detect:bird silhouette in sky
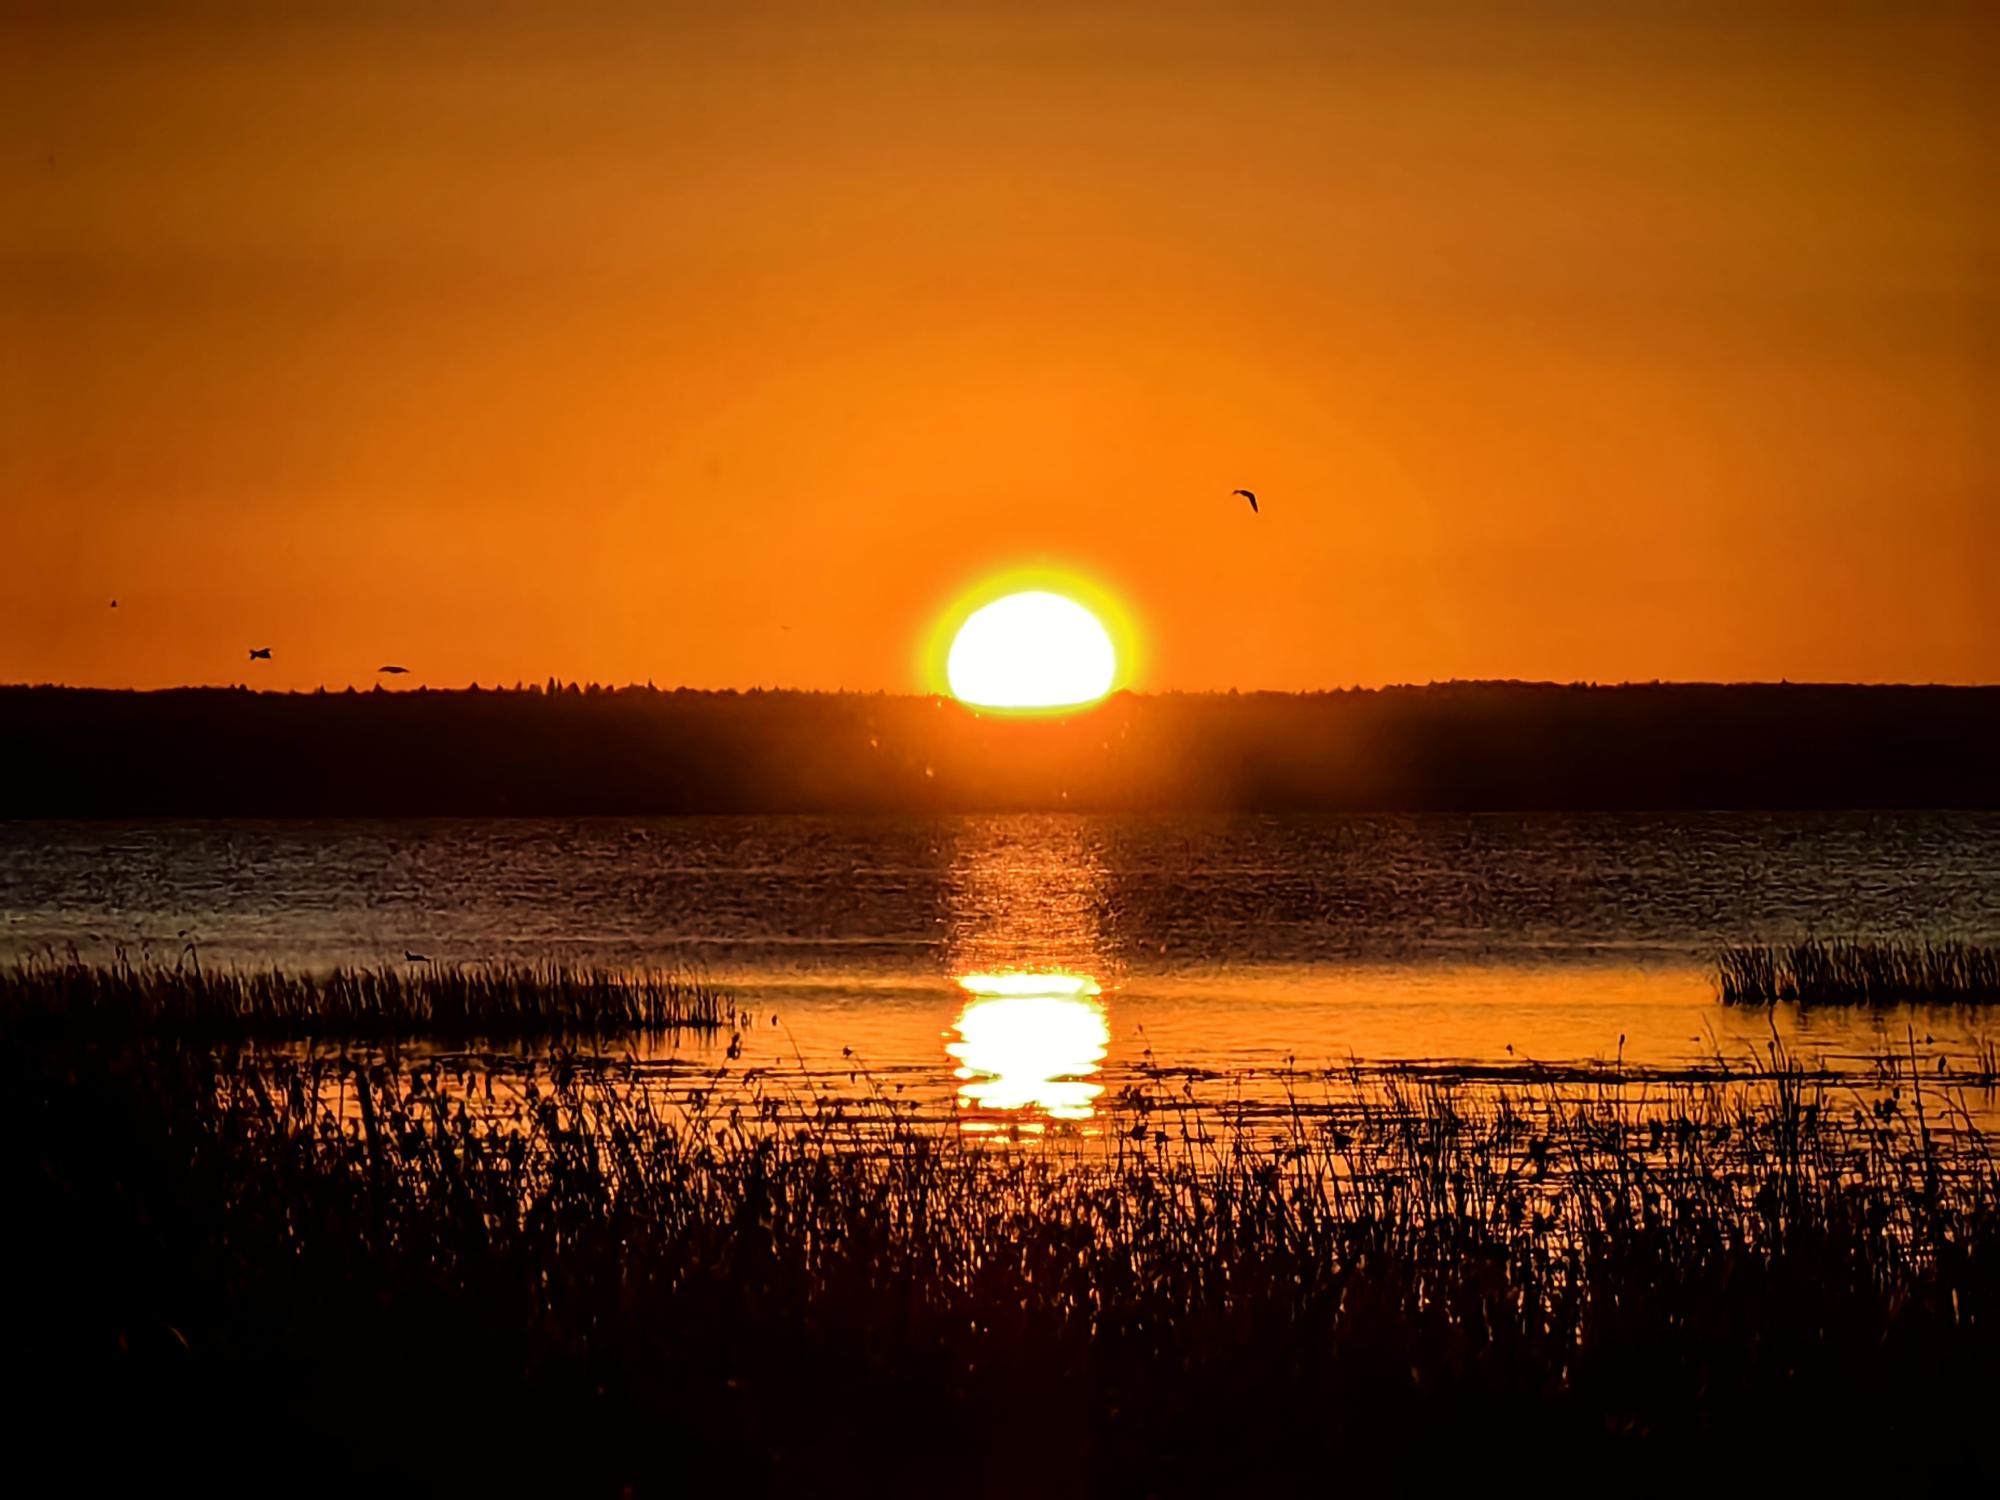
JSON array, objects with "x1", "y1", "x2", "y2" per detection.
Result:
[
  {"x1": 1232, "y1": 488, "x2": 1259, "y2": 513},
  {"x1": 377, "y1": 665, "x2": 410, "y2": 675},
  {"x1": 404, "y1": 950, "x2": 430, "y2": 963},
  {"x1": 109, "y1": 599, "x2": 118, "y2": 608},
  {"x1": 248, "y1": 647, "x2": 272, "y2": 660}
]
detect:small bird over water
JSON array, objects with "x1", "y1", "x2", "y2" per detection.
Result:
[
  {"x1": 109, "y1": 599, "x2": 118, "y2": 609},
  {"x1": 247, "y1": 647, "x2": 272, "y2": 660},
  {"x1": 377, "y1": 665, "x2": 411, "y2": 675},
  {"x1": 405, "y1": 950, "x2": 430, "y2": 963},
  {"x1": 1232, "y1": 488, "x2": 1259, "y2": 513}
]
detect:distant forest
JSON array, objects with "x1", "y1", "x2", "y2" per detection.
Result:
[{"x1": 2, "y1": 683, "x2": 1995, "y2": 817}]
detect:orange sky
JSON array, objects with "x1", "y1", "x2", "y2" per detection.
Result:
[{"x1": 3, "y1": 2, "x2": 1994, "y2": 692}]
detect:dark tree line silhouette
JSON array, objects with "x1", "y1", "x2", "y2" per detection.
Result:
[{"x1": 2, "y1": 681, "x2": 1994, "y2": 816}]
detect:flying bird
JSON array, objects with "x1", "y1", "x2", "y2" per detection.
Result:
[
  {"x1": 404, "y1": 950, "x2": 430, "y2": 963},
  {"x1": 247, "y1": 647, "x2": 272, "y2": 660},
  {"x1": 1232, "y1": 488, "x2": 1259, "y2": 513},
  {"x1": 377, "y1": 665, "x2": 410, "y2": 675},
  {"x1": 109, "y1": 599, "x2": 118, "y2": 608}
]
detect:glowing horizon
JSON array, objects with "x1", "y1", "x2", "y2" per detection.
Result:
[{"x1": 4, "y1": 4, "x2": 1993, "y2": 693}]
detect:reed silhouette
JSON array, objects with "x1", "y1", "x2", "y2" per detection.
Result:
[
  {"x1": 7, "y1": 1014, "x2": 1995, "y2": 1486},
  {"x1": 0, "y1": 956, "x2": 729, "y2": 1041},
  {"x1": 1718, "y1": 938, "x2": 2000, "y2": 1007}
]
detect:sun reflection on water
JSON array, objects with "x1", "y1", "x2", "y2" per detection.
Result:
[
  {"x1": 944, "y1": 820, "x2": 1114, "y2": 1134},
  {"x1": 949, "y1": 973, "x2": 1108, "y2": 1132}
]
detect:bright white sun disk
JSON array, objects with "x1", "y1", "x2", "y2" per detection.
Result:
[{"x1": 945, "y1": 591, "x2": 1116, "y2": 710}]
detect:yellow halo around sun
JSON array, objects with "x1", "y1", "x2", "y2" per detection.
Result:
[
  {"x1": 945, "y1": 591, "x2": 1117, "y2": 711},
  {"x1": 923, "y1": 567, "x2": 1139, "y2": 713}
]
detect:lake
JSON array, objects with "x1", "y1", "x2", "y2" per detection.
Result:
[{"x1": 7, "y1": 812, "x2": 1998, "y2": 1130}]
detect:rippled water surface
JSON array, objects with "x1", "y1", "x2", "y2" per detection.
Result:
[{"x1": 7, "y1": 813, "x2": 1998, "y2": 1126}]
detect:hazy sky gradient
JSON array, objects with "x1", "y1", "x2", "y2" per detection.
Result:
[{"x1": 4, "y1": 1, "x2": 1994, "y2": 690}]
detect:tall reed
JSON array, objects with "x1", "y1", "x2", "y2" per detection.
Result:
[
  {"x1": 0, "y1": 955, "x2": 730, "y2": 1040},
  {"x1": 1717, "y1": 937, "x2": 2000, "y2": 1006}
]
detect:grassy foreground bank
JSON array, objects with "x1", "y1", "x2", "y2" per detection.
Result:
[{"x1": 8, "y1": 1028, "x2": 1996, "y2": 1490}]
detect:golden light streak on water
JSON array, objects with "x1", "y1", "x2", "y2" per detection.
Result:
[{"x1": 949, "y1": 972, "x2": 1109, "y2": 1129}]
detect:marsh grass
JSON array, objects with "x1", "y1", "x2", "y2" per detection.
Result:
[
  {"x1": 1718, "y1": 938, "x2": 2000, "y2": 1007},
  {"x1": 0, "y1": 955, "x2": 730, "y2": 1040},
  {"x1": 9, "y1": 1021, "x2": 1997, "y2": 1487}
]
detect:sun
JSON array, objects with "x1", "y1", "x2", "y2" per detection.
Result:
[{"x1": 946, "y1": 591, "x2": 1117, "y2": 711}]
